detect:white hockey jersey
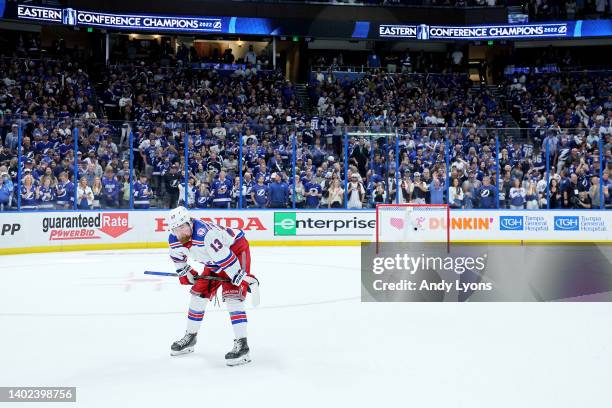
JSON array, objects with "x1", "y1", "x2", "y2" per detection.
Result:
[{"x1": 169, "y1": 219, "x2": 245, "y2": 280}]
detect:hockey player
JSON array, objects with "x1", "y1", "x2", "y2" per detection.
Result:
[{"x1": 167, "y1": 206, "x2": 257, "y2": 366}]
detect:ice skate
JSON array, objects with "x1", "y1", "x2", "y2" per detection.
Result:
[
  {"x1": 171, "y1": 332, "x2": 197, "y2": 356},
  {"x1": 225, "y1": 338, "x2": 251, "y2": 366}
]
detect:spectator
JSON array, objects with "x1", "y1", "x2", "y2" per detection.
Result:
[
  {"x1": 91, "y1": 177, "x2": 103, "y2": 209},
  {"x1": 194, "y1": 182, "x2": 210, "y2": 208},
  {"x1": 5, "y1": 124, "x2": 19, "y2": 151},
  {"x1": 294, "y1": 178, "x2": 306, "y2": 209},
  {"x1": 84, "y1": 163, "x2": 99, "y2": 189},
  {"x1": 477, "y1": 176, "x2": 497, "y2": 208},
  {"x1": 134, "y1": 175, "x2": 152, "y2": 209},
  {"x1": 429, "y1": 176, "x2": 445, "y2": 204},
  {"x1": 401, "y1": 50, "x2": 412, "y2": 73},
  {"x1": 449, "y1": 177, "x2": 464, "y2": 208},
  {"x1": 462, "y1": 181, "x2": 476, "y2": 209},
  {"x1": 563, "y1": 173, "x2": 581, "y2": 208},
  {"x1": 372, "y1": 182, "x2": 386, "y2": 205},
  {"x1": 509, "y1": 178, "x2": 526, "y2": 209},
  {"x1": 576, "y1": 190, "x2": 592, "y2": 209},
  {"x1": 223, "y1": 48, "x2": 235, "y2": 64},
  {"x1": 268, "y1": 173, "x2": 289, "y2": 208},
  {"x1": 548, "y1": 178, "x2": 562, "y2": 208},
  {"x1": 164, "y1": 164, "x2": 181, "y2": 208},
  {"x1": 411, "y1": 172, "x2": 427, "y2": 204},
  {"x1": 525, "y1": 181, "x2": 540, "y2": 209},
  {"x1": 56, "y1": 172, "x2": 75, "y2": 209},
  {"x1": 240, "y1": 172, "x2": 254, "y2": 208},
  {"x1": 211, "y1": 171, "x2": 233, "y2": 208},
  {"x1": 37, "y1": 175, "x2": 56, "y2": 209},
  {"x1": 328, "y1": 178, "x2": 344, "y2": 208},
  {"x1": 367, "y1": 50, "x2": 381, "y2": 69},
  {"x1": 244, "y1": 45, "x2": 257, "y2": 65},
  {"x1": 178, "y1": 177, "x2": 197, "y2": 208},
  {"x1": 77, "y1": 176, "x2": 94, "y2": 210},
  {"x1": 251, "y1": 175, "x2": 268, "y2": 208},
  {"x1": 602, "y1": 171, "x2": 611, "y2": 208},
  {"x1": 347, "y1": 173, "x2": 365, "y2": 209},
  {"x1": 20, "y1": 173, "x2": 37, "y2": 209},
  {"x1": 121, "y1": 174, "x2": 131, "y2": 208},
  {"x1": 589, "y1": 176, "x2": 601, "y2": 208},
  {"x1": 0, "y1": 171, "x2": 13, "y2": 210},
  {"x1": 304, "y1": 176, "x2": 322, "y2": 208},
  {"x1": 101, "y1": 167, "x2": 121, "y2": 208}
]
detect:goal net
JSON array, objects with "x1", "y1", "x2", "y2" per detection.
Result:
[{"x1": 375, "y1": 204, "x2": 450, "y2": 248}]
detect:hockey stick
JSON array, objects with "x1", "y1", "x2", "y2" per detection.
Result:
[
  {"x1": 144, "y1": 271, "x2": 260, "y2": 307},
  {"x1": 144, "y1": 271, "x2": 230, "y2": 282}
]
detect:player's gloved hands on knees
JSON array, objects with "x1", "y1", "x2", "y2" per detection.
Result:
[{"x1": 177, "y1": 265, "x2": 198, "y2": 285}]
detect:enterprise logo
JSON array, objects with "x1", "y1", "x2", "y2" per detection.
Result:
[
  {"x1": 500, "y1": 216, "x2": 523, "y2": 231},
  {"x1": 554, "y1": 216, "x2": 579, "y2": 231}
]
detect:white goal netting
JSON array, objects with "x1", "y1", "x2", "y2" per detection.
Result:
[{"x1": 376, "y1": 204, "x2": 450, "y2": 244}]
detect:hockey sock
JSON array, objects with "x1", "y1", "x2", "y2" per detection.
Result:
[
  {"x1": 226, "y1": 299, "x2": 248, "y2": 339},
  {"x1": 186, "y1": 295, "x2": 208, "y2": 334}
]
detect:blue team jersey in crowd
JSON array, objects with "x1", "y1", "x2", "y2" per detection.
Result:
[
  {"x1": 56, "y1": 181, "x2": 74, "y2": 205},
  {"x1": 478, "y1": 185, "x2": 497, "y2": 208},
  {"x1": 252, "y1": 184, "x2": 268, "y2": 206},
  {"x1": 21, "y1": 186, "x2": 37, "y2": 207},
  {"x1": 211, "y1": 178, "x2": 233, "y2": 205},
  {"x1": 134, "y1": 181, "x2": 151, "y2": 208},
  {"x1": 38, "y1": 186, "x2": 55, "y2": 205},
  {"x1": 195, "y1": 190, "x2": 211, "y2": 208},
  {"x1": 102, "y1": 176, "x2": 121, "y2": 199},
  {"x1": 305, "y1": 182, "x2": 321, "y2": 207}
]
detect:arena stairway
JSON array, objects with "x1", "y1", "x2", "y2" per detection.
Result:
[
  {"x1": 471, "y1": 82, "x2": 522, "y2": 142},
  {"x1": 295, "y1": 83, "x2": 315, "y2": 115}
]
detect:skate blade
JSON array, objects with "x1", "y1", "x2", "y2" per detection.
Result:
[
  {"x1": 170, "y1": 347, "x2": 194, "y2": 356},
  {"x1": 226, "y1": 353, "x2": 251, "y2": 366}
]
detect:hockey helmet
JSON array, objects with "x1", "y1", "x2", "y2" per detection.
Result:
[{"x1": 167, "y1": 206, "x2": 191, "y2": 231}]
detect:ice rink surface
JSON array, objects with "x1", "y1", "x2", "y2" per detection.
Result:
[{"x1": 1, "y1": 247, "x2": 611, "y2": 408}]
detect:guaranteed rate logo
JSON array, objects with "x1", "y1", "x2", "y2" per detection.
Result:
[{"x1": 42, "y1": 213, "x2": 131, "y2": 240}]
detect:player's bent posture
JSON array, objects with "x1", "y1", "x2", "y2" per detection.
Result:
[{"x1": 167, "y1": 206, "x2": 258, "y2": 366}]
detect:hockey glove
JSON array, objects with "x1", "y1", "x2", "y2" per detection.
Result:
[
  {"x1": 231, "y1": 268, "x2": 246, "y2": 286},
  {"x1": 177, "y1": 265, "x2": 198, "y2": 285}
]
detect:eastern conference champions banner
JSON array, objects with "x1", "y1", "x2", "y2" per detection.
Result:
[
  {"x1": 362, "y1": 243, "x2": 612, "y2": 302},
  {"x1": 12, "y1": 5, "x2": 280, "y2": 35},
  {"x1": 7, "y1": 3, "x2": 612, "y2": 40}
]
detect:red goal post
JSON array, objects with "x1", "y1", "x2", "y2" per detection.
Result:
[{"x1": 375, "y1": 203, "x2": 450, "y2": 252}]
